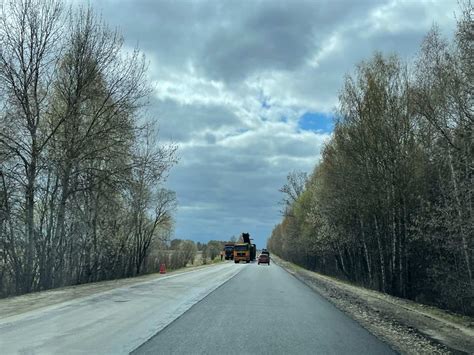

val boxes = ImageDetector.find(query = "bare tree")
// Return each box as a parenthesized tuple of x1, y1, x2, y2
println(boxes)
(0, 1, 178, 296)
(0, 0, 63, 292)
(279, 170, 308, 216)
(128, 124, 177, 275)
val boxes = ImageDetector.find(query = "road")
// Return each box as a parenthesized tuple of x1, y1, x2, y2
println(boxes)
(0, 261, 395, 354)
(134, 261, 395, 355)
(0, 263, 242, 354)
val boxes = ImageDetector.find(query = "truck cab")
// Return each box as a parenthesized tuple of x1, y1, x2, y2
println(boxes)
(233, 243, 250, 263)
(224, 243, 234, 260)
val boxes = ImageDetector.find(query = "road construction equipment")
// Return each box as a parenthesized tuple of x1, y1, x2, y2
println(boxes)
(233, 233, 256, 263)
(224, 243, 235, 260)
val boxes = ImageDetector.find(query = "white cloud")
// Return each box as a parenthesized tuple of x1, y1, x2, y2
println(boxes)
(154, 72, 233, 107)
(367, 0, 457, 35)
(78, 0, 460, 247)
(309, 32, 342, 68)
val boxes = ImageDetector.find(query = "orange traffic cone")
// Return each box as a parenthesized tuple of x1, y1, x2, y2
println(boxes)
(159, 263, 166, 274)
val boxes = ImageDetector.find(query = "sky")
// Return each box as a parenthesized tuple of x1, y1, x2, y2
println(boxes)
(83, 0, 458, 248)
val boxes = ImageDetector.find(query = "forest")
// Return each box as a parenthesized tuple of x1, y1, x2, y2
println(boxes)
(269, 4, 473, 315)
(0, 0, 178, 296)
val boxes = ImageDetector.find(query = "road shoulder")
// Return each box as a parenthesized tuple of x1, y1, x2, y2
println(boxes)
(273, 255, 474, 355)
(0, 263, 223, 319)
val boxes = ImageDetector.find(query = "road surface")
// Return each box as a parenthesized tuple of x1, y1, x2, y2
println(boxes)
(0, 263, 242, 354)
(0, 261, 395, 354)
(134, 261, 395, 355)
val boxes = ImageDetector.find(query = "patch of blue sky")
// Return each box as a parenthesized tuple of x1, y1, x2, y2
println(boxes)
(298, 112, 334, 133)
(258, 89, 271, 110)
(261, 99, 271, 109)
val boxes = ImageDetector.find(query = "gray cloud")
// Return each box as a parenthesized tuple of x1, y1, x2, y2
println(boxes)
(80, 0, 459, 247)
(99, 0, 386, 82)
(166, 128, 328, 246)
(151, 99, 242, 142)
(199, 3, 316, 81)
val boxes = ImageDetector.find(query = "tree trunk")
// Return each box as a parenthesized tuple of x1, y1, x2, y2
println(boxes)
(374, 215, 386, 293)
(24, 144, 38, 293)
(448, 147, 472, 286)
(360, 218, 372, 286)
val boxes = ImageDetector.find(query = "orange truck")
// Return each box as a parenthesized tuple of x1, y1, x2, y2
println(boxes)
(233, 233, 256, 263)
(233, 243, 250, 263)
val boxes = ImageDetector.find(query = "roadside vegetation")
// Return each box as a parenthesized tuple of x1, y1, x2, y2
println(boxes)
(0, 0, 178, 297)
(269, 3, 473, 316)
(145, 239, 226, 271)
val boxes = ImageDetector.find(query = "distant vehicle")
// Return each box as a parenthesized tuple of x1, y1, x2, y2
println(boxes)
(224, 243, 235, 260)
(261, 248, 269, 256)
(234, 243, 250, 263)
(258, 253, 270, 265)
(233, 233, 256, 263)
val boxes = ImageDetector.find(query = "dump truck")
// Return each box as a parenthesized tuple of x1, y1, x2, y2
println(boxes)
(233, 242, 250, 263)
(233, 233, 256, 263)
(224, 243, 235, 260)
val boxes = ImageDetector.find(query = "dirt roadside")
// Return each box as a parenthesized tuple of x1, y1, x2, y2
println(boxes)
(273, 255, 474, 355)
(0, 262, 222, 319)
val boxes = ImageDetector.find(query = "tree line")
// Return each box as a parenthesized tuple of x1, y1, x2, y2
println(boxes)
(0, 0, 177, 297)
(147, 239, 231, 270)
(269, 4, 473, 315)
(164, 239, 226, 267)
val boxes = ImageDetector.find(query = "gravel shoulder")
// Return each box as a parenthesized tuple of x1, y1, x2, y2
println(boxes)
(0, 262, 221, 319)
(273, 255, 474, 355)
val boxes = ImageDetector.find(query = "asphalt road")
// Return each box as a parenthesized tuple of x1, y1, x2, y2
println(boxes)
(0, 263, 242, 354)
(134, 261, 395, 355)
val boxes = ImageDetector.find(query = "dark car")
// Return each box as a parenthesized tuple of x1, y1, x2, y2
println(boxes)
(258, 253, 270, 265)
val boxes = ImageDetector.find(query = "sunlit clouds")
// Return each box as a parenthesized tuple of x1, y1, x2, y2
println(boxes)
(84, 0, 458, 246)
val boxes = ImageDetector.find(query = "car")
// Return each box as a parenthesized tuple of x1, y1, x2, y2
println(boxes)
(261, 248, 270, 256)
(258, 253, 270, 265)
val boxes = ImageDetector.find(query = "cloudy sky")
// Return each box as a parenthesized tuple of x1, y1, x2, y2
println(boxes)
(86, 0, 457, 247)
